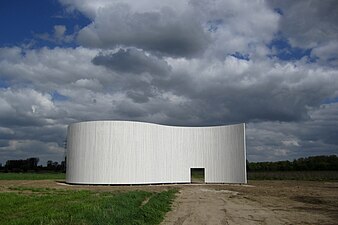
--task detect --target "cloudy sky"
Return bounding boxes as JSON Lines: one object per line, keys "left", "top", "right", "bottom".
{"left": 0, "top": 0, "right": 337, "bottom": 165}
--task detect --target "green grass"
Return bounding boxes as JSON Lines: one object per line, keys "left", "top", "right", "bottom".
{"left": 0, "top": 173, "right": 65, "bottom": 180}
{"left": 0, "top": 187, "right": 177, "bottom": 225}
{"left": 248, "top": 170, "right": 338, "bottom": 181}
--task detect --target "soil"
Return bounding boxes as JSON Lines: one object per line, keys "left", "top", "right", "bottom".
{"left": 162, "top": 181, "right": 338, "bottom": 225}
{"left": 1, "top": 180, "right": 337, "bottom": 225}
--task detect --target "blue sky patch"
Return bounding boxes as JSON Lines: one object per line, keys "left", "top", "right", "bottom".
{"left": 0, "top": 79, "right": 10, "bottom": 88}
{"left": 268, "top": 36, "right": 314, "bottom": 61}
{"left": 321, "top": 97, "right": 338, "bottom": 104}
{"left": 51, "top": 91, "right": 68, "bottom": 101}
{"left": 0, "top": 0, "right": 90, "bottom": 48}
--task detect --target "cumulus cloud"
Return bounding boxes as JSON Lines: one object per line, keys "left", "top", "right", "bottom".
{"left": 77, "top": 3, "right": 210, "bottom": 57}
{"left": 0, "top": 87, "right": 68, "bottom": 164}
{"left": 191, "top": 0, "right": 280, "bottom": 59}
{"left": 0, "top": 88, "right": 58, "bottom": 126}
{"left": 247, "top": 102, "right": 338, "bottom": 161}
{"left": 0, "top": 47, "right": 101, "bottom": 90}
{"left": 65, "top": 0, "right": 281, "bottom": 59}
{"left": 0, "top": 0, "right": 338, "bottom": 164}
{"left": 72, "top": 78, "right": 103, "bottom": 90}
{"left": 35, "top": 25, "right": 74, "bottom": 44}
{"left": 92, "top": 48, "right": 171, "bottom": 75}
{"left": 1, "top": 47, "right": 338, "bottom": 163}
{"left": 59, "top": 0, "right": 189, "bottom": 20}
{"left": 311, "top": 41, "right": 338, "bottom": 66}
{"left": 268, "top": 0, "right": 338, "bottom": 65}
{"left": 0, "top": 140, "right": 65, "bottom": 165}
{"left": 269, "top": 0, "right": 338, "bottom": 48}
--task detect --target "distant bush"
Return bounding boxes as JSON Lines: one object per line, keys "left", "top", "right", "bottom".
{"left": 247, "top": 155, "right": 338, "bottom": 172}
{"left": 0, "top": 158, "right": 66, "bottom": 173}
{"left": 248, "top": 170, "right": 338, "bottom": 181}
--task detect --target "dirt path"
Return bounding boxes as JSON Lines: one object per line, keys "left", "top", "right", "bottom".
{"left": 161, "top": 183, "right": 338, "bottom": 225}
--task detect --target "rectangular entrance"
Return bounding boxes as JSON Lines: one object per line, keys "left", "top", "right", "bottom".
{"left": 190, "top": 168, "right": 205, "bottom": 183}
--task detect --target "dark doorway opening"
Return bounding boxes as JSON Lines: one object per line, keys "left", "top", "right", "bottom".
{"left": 190, "top": 168, "right": 205, "bottom": 183}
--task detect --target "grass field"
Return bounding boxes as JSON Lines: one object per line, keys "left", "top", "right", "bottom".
{"left": 1, "top": 172, "right": 337, "bottom": 224}
{"left": 0, "top": 173, "right": 65, "bottom": 180}
{"left": 0, "top": 186, "right": 177, "bottom": 225}
{"left": 248, "top": 170, "right": 338, "bottom": 181}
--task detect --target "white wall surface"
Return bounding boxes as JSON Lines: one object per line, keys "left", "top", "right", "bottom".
{"left": 66, "top": 121, "right": 247, "bottom": 184}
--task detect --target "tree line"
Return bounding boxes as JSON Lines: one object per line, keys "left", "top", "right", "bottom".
{"left": 247, "top": 155, "right": 338, "bottom": 172}
{"left": 1, "top": 155, "right": 337, "bottom": 173}
{"left": 0, "top": 158, "right": 66, "bottom": 172}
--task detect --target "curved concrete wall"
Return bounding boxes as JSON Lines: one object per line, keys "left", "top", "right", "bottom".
{"left": 66, "top": 121, "right": 247, "bottom": 184}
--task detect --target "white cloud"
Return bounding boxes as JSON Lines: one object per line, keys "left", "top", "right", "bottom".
{"left": 282, "top": 139, "right": 300, "bottom": 147}
{"left": 0, "top": 140, "right": 65, "bottom": 165}
{"left": 59, "top": 0, "right": 189, "bottom": 18}
{"left": 311, "top": 41, "right": 338, "bottom": 66}
{"left": 195, "top": 0, "right": 280, "bottom": 59}
{"left": 0, "top": 47, "right": 101, "bottom": 89}
{"left": 271, "top": 0, "right": 338, "bottom": 48}
{"left": 0, "top": 0, "right": 338, "bottom": 163}
{"left": 0, "top": 127, "right": 14, "bottom": 135}
{"left": 59, "top": 0, "right": 280, "bottom": 59}
{"left": 72, "top": 78, "right": 103, "bottom": 90}
{"left": 269, "top": 0, "right": 338, "bottom": 65}
{"left": 35, "top": 25, "right": 74, "bottom": 44}
{"left": 247, "top": 102, "right": 338, "bottom": 161}
{"left": 77, "top": 3, "right": 210, "bottom": 57}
